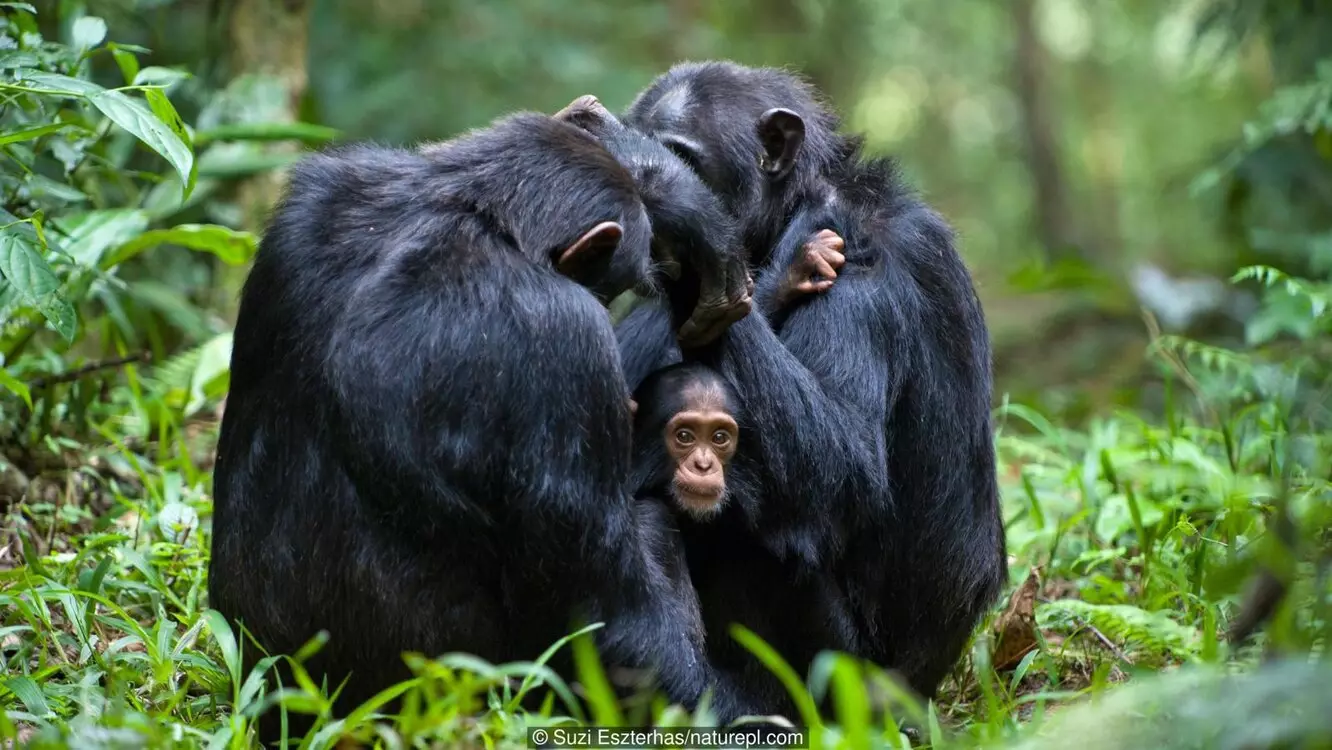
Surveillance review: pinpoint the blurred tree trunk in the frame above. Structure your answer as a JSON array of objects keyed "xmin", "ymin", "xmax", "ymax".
[
  {"xmin": 228, "ymin": 0, "xmax": 310, "ymax": 232},
  {"xmin": 1012, "ymin": 0, "xmax": 1079, "ymax": 261}
]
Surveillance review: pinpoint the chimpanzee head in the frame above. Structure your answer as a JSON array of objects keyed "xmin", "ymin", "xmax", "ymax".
[
  {"xmin": 622, "ymin": 61, "xmax": 845, "ymax": 259},
  {"xmin": 423, "ymin": 112, "xmax": 655, "ymax": 304},
  {"xmin": 554, "ymin": 95, "xmax": 752, "ymax": 346},
  {"xmin": 631, "ymin": 363, "xmax": 742, "ymax": 519}
]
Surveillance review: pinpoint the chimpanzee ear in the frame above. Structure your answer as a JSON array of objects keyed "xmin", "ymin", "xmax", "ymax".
[
  {"xmin": 556, "ymin": 221, "xmax": 623, "ymax": 276},
  {"xmin": 553, "ymin": 94, "xmax": 617, "ymax": 134},
  {"xmin": 757, "ymin": 107, "xmax": 805, "ymax": 180}
]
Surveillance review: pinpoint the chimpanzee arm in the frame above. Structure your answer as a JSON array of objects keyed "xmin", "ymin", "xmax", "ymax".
[
  {"xmin": 715, "ymin": 276, "xmax": 895, "ymax": 565},
  {"xmin": 714, "ymin": 207, "xmax": 994, "ymax": 569},
  {"xmin": 615, "ymin": 300, "xmax": 681, "ymax": 393},
  {"xmin": 635, "ymin": 165, "xmax": 750, "ymax": 348}
]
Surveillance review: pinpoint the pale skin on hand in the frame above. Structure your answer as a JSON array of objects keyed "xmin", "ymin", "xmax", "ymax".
[{"xmin": 776, "ymin": 229, "xmax": 846, "ymax": 306}]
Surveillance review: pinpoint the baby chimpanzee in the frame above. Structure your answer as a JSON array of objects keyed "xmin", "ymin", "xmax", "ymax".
[
  {"xmin": 614, "ymin": 362, "xmax": 746, "ymax": 699},
  {"xmin": 631, "ymin": 363, "xmax": 744, "ymax": 519}
]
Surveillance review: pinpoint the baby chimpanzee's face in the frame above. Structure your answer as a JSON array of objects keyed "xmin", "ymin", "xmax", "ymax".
[{"xmin": 663, "ymin": 379, "xmax": 738, "ymax": 517}]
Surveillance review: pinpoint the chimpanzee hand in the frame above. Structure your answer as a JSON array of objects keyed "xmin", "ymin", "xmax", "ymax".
[
  {"xmin": 677, "ymin": 255, "xmax": 753, "ymax": 349},
  {"xmin": 775, "ymin": 229, "xmax": 845, "ymax": 307}
]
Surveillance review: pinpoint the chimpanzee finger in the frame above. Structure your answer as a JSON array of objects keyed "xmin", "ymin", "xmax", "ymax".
[
  {"xmin": 813, "ymin": 228, "xmax": 845, "ymax": 251},
  {"xmin": 794, "ymin": 279, "xmax": 835, "ymax": 295},
  {"xmin": 811, "ymin": 254, "xmax": 839, "ymax": 280},
  {"xmin": 824, "ymin": 249, "xmax": 847, "ymax": 270},
  {"xmin": 679, "ymin": 292, "xmax": 750, "ymax": 348}
]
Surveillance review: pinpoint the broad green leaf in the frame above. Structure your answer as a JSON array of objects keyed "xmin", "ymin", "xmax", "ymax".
[
  {"xmin": 0, "ymin": 368, "xmax": 31, "ymax": 409},
  {"xmin": 61, "ymin": 209, "xmax": 149, "ymax": 267},
  {"xmin": 0, "ymin": 2, "xmax": 36, "ymax": 12},
  {"xmin": 70, "ymin": 15, "xmax": 107, "ymax": 49},
  {"xmin": 103, "ymin": 224, "xmax": 257, "ymax": 269},
  {"xmin": 0, "ymin": 278, "xmax": 18, "ymax": 319},
  {"xmin": 89, "ymin": 89, "xmax": 194, "ymax": 198},
  {"xmin": 0, "ymin": 51, "xmax": 40, "ymax": 69},
  {"xmin": 0, "ymin": 122, "xmax": 70, "ymax": 146},
  {"xmin": 0, "ymin": 225, "xmax": 76, "ymax": 341},
  {"xmin": 157, "ymin": 500, "xmax": 199, "ymax": 543},
  {"xmin": 17, "ymin": 68, "xmax": 106, "ymax": 96}
]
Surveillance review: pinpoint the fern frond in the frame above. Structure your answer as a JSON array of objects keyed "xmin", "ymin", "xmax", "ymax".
[{"xmin": 1038, "ymin": 600, "xmax": 1201, "ymax": 661}]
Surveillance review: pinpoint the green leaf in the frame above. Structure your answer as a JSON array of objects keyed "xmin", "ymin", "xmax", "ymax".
[
  {"xmin": 103, "ymin": 224, "xmax": 257, "ymax": 269},
  {"xmin": 89, "ymin": 89, "xmax": 194, "ymax": 199},
  {"xmin": 61, "ymin": 209, "xmax": 150, "ymax": 267},
  {"xmin": 25, "ymin": 173, "xmax": 88, "ymax": 205},
  {"xmin": 0, "ymin": 225, "xmax": 77, "ymax": 341},
  {"xmin": 732, "ymin": 624, "xmax": 824, "ymax": 733},
  {"xmin": 70, "ymin": 15, "xmax": 107, "ymax": 49},
  {"xmin": 133, "ymin": 66, "xmax": 191, "ymax": 88},
  {"xmin": 194, "ymin": 121, "xmax": 340, "ymax": 146},
  {"xmin": 2, "ymin": 676, "xmax": 50, "ymax": 717},
  {"xmin": 571, "ymin": 630, "xmax": 622, "ymax": 727},
  {"xmin": 17, "ymin": 69, "xmax": 106, "ymax": 96},
  {"xmin": 0, "ymin": 51, "xmax": 40, "ymax": 69},
  {"xmin": 0, "ymin": 368, "xmax": 31, "ymax": 409},
  {"xmin": 0, "ymin": 122, "xmax": 70, "ymax": 147},
  {"xmin": 109, "ymin": 45, "xmax": 140, "ymax": 84},
  {"xmin": 0, "ymin": 2, "xmax": 37, "ymax": 12},
  {"xmin": 200, "ymin": 609, "xmax": 243, "ymax": 690},
  {"xmin": 144, "ymin": 87, "xmax": 197, "ymax": 196},
  {"xmin": 196, "ymin": 149, "xmax": 303, "ymax": 179}
]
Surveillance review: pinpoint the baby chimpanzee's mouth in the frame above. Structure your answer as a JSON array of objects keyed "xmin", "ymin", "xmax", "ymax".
[{"xmin": 675, "ymin": 481, "xmax": 725, "ymax": 514}]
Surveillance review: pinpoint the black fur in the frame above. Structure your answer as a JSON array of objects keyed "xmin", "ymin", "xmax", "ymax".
[
  {"xmin": 623, "ymin": 363, "xmax": 755, "ymax": 696},
  {"xmin": 556, "ymin": 98, "xmax": 749, "ymax": 350},
  {"xmin": 209, "ymin": 112, "xmax": 754, "ymax": 743},
  {"xmin": 616, "ymin": 61, "xmax": 1008, "ymax": 711}
]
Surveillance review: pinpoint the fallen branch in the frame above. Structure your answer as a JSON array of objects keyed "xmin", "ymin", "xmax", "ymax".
[{"xmin": 27, "ymin": 352, "xmax": 152, "ymax": 389}]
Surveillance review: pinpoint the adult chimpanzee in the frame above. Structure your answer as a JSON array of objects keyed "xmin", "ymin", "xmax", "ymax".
[
  {"xmin": 614, "ymin": 61, "xmax": 1009, "ymax": 707},
  {"xmin": 209, "ymin": 111, "xmax": 758, "ymax": 743}
]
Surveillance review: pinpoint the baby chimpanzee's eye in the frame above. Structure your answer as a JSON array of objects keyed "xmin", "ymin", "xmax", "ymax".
[
  {"xmin": 712, "ymin": 430, "xmax": 730, "ymax": 446},
  {"xmin": 676, "ymin": 429, "xmax": 695, "ymax": 445}
]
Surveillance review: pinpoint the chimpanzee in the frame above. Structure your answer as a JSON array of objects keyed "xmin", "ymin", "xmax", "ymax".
[
  {"xmin": 619, "ymin": 261, "xmax": 850, "ymax": 717},
  {"xmin": 630, "ymin": 362, "xmax": 746, "ymax": 522},
  {"xmin": 208, "ymin": 111, "xmax": 758, "ymax": 743},
  {"xmin": 619, "ymin": 361, "xmax": 748, "ymax": 689},
  {"xmin": 614, "ymin": 61, "xmax": 1009, "ymax": 707}
]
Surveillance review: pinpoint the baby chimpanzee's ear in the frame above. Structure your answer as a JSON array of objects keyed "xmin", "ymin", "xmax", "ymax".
[
  {"xmin": 556, "ymin": 221, "xmax": 623, "ymax": 278},
  {"xmin": 757, "ymin": 107, "xmax": 805, "ymax": 180}
]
